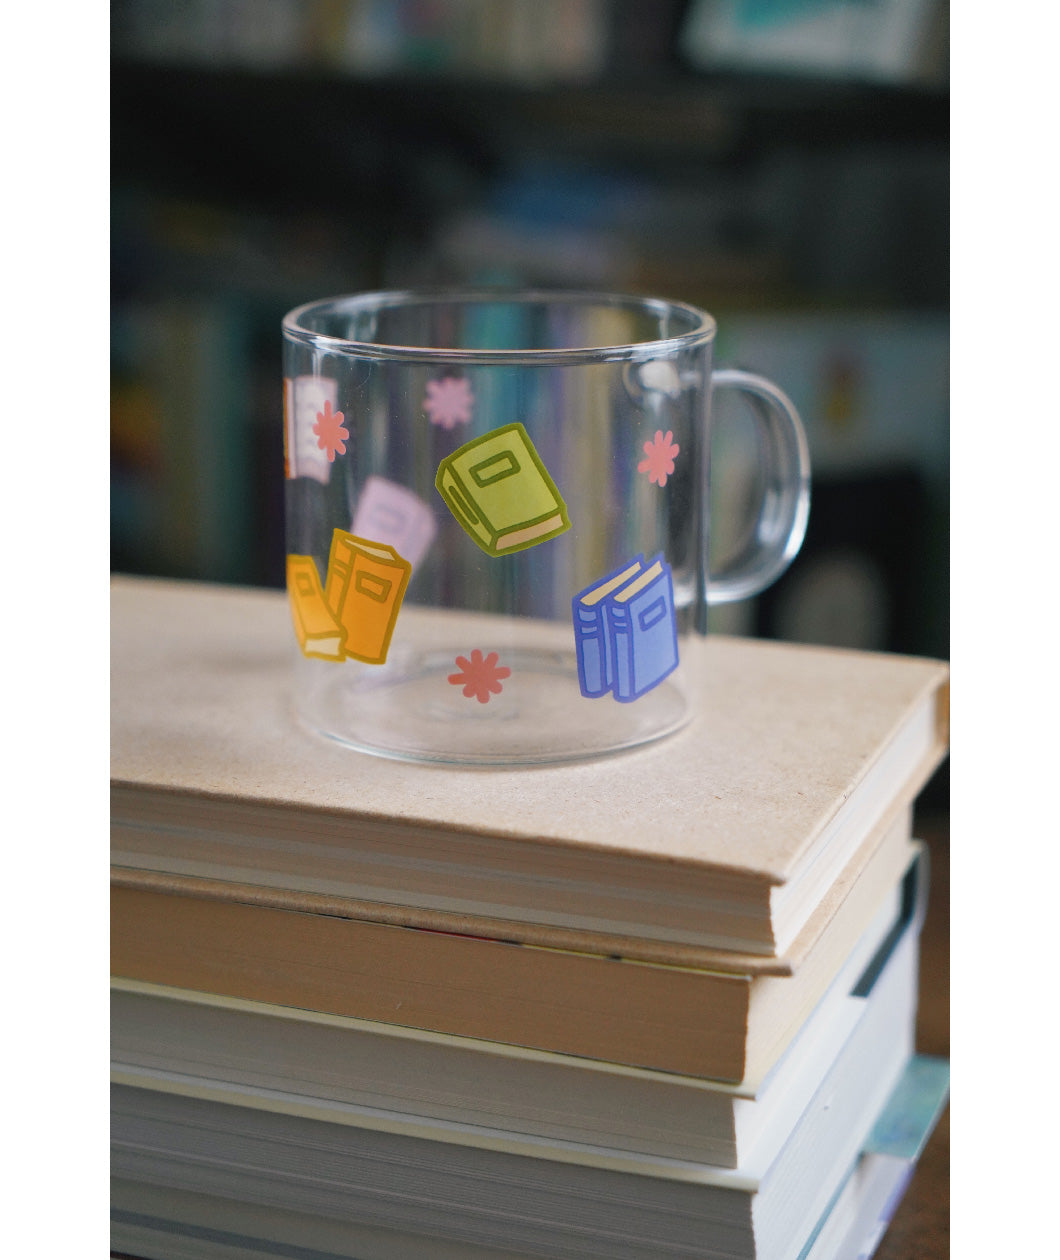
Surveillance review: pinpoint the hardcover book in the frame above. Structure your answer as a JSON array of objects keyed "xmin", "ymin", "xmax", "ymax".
[
  {"xmin": 111, "ymin": 577, "xmax": 949, "ymax": 960},
  {"xmin": 435, "ymin": 422, "xmax": 570, "ymax": 556}
]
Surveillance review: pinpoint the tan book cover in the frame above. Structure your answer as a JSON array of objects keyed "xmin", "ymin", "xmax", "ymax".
[{"xmin": 110, "ymin": 576, "xmax": 948, "ymax": 961}]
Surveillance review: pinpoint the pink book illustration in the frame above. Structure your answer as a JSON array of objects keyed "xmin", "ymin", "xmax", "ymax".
[
  {"xmin": 350, "ymin": 476, "xmax": 437, "ymax": 572},
  {"xmin": 284, "ymin": 376, "xmax": 340, "ymax": 484}
]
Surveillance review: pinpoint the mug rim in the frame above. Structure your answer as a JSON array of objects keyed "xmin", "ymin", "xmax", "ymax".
[{"xmin": 282, "ymin": 288, "xmax": 717, "ymax": 365}]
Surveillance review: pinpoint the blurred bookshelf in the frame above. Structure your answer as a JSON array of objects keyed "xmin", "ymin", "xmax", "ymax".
[{"xmin": 111, "ymin": 0, "xmax": 949, "ymax": 673}]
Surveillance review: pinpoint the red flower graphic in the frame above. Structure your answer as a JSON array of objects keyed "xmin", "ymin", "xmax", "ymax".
[
  {"xmin": 423, "ymin": 376, "xmax": 474, "ymax": 430},
  {"xmin": 448, "ymin": 649, "xmax": 511, "ymax": 704},
  {"xmin": 313, "ymin": 400, "xmax": 349, "ymax": 462},
  {"xmin": 638, "ymin": 429, "xmax": 680, "ymax": 488}
]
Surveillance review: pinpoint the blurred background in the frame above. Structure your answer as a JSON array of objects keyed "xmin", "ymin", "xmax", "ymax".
[{"xmin": 110, "ymin": 0, "xmax": 949, "ymax": 670}]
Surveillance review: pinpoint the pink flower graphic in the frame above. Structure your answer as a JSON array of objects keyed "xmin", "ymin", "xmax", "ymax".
[
  {"xmin": 638, "ymin": 429, "xmax": 680, "ymax": 488},
  {"xmin": 312, "ymin": 400, "xmax": 349, "ymax": 462},
  {"xmin": 423, "ymin": 376, "xmax": 474, "ymax": 430},
  {"xmin": 448, "ymin": 649, "xmax": 511, "ymax": 704}
]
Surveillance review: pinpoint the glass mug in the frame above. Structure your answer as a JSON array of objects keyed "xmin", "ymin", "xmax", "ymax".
[{"xmin": 282, "ymin": 290, "xmax": 809, "ymax": 765}]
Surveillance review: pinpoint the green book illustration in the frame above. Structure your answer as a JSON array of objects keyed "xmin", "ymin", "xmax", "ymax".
[{"xmin": 435, "ymin": 422, "xmax": 571, "ymax": 556}]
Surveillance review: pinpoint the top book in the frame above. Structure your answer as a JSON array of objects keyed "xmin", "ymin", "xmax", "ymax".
[{"xmin": 111, "ymin": 577, "xmax": 948, "ymax": 964}]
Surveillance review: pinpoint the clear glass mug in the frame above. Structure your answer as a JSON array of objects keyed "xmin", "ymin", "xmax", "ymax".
[{"xmin": 282, "ymin": 290, "xmax": 809, "ymax": 765}]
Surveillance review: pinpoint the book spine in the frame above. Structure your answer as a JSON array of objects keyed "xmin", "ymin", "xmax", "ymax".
[
  {"xmin": 111, "ymin": 884, "xmax": 750, "ymax": 1081},
  {"xmin": 437, "ymin": 464, "xmax": 496, "ymax": 552},
  {"xmin": 286, "ymin": 555, "xmax": 345, "ymax": 660},
  {"xmin": 573, "ymin": 602, "xmax": 610, "ymax": 697},
  {"xmin": 608, "ymin": 602, "xmax": 635, "ymax": 701},
  {"xmin": 339, "ymin": 553, "xmax": 410, "ymax": 665},
  {"xmin": 324, "ymin": 533, "xmax": 354, "ymax": 613}
]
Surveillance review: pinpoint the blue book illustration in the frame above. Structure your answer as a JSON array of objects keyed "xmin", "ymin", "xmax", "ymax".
[
  {"xmin": 572, "ymin": 554, "xmax": 679, "ymax": 702},
  {"xmin": 572, "ymin": 556, "xmax": 645, "ymax": 697},
  {"xmin": 608, "ymin": 554, "xmax": 679, "ymax": 702}
]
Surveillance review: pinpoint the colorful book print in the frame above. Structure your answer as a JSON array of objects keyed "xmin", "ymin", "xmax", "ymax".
[
  {"xmin": 572, "ymin": 554, "xmax": 679, "ymax": 702},
  {"xmin": 435, "ymin": 422, "xmax": 570, "ymax": 557},
  {"xmin": 571, "ymin": 555, "xmax": 646, "ymax": 697},
  {"xmin": 323, "ymin": 530, "xmax": 411, "ymax": 666}
]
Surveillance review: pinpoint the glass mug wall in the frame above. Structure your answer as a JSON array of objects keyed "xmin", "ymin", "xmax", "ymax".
[{"xmin": 282, "ymin": 291, "xmax": 809, "ymax": 765}]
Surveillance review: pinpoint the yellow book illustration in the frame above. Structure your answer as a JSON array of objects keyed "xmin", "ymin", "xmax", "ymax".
[
  {"xmin": 286, "ymin": 556, "xmax": 345, "ymax": 660},
  {"xmin": 324, "ymin": 529, "xmax": 412, "ymax": 665},
  {"xmin": 435, "ymin": 422, "xmax": 570, "ymax": 556}
]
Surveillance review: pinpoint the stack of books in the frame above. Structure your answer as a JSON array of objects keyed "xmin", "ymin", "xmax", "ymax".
[{"xmin": 110, "ymin": 576, "xmax": 950, "ymax": 1260}]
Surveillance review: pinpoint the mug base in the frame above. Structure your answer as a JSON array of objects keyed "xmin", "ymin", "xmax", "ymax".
[{"xmin": 293, "ymin": 633, "xmax": 690, "ymax": 767}]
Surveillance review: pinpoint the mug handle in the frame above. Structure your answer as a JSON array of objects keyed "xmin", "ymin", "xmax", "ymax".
[{"xmin": 705, "ymin": 368, "xmax": 811, "ymax": 613}]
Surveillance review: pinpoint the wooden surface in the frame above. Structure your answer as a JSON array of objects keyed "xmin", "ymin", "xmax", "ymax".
[{"xmin": 875, "ymin": 810, "xmax": 950, "ymax": 1260}]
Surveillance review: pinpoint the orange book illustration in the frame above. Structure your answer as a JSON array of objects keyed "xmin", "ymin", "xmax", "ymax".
[
  {"xmin": 324, "ymin": 530, "xmax": 412, "ymax": 665},
  {"xmin": 286, "ymin": 556, "xmax": 345, "ymax": 660}
]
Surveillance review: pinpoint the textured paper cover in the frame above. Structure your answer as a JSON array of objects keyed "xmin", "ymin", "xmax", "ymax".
[{"xmin": 111, "ymin": 576, "xmax": 948, "ymax": 883}]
